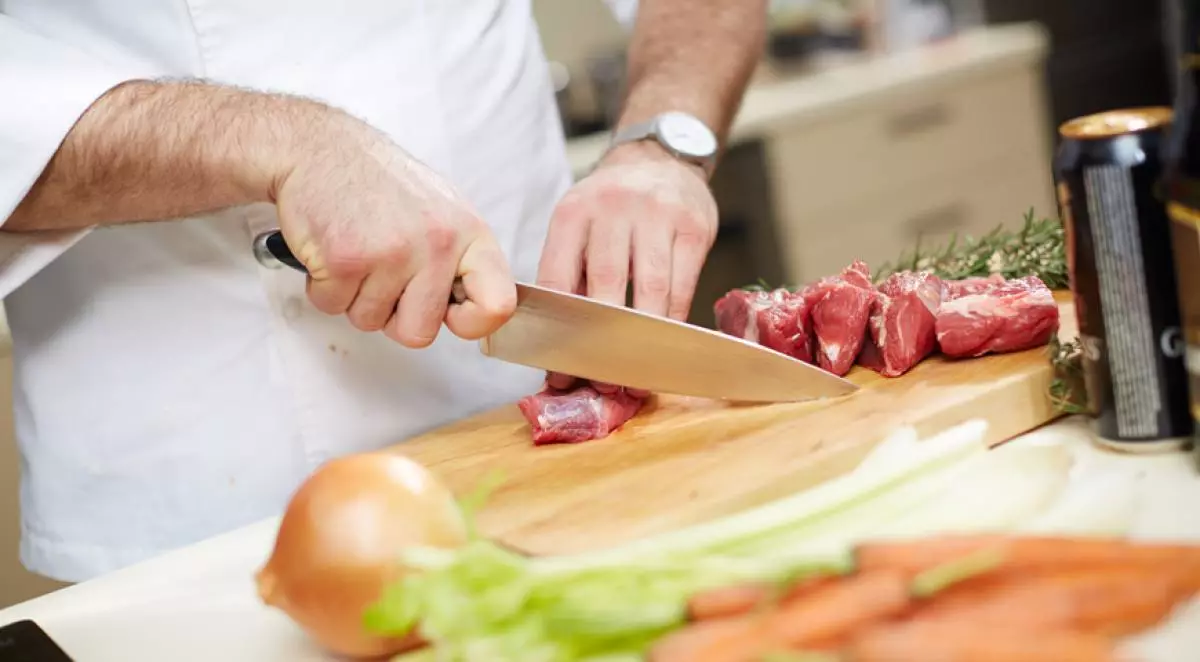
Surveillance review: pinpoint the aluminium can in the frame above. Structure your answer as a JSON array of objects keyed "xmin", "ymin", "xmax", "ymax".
[{"xmin": 1053, "ymin": 106, "xmax": 1193, "ymax": 451}]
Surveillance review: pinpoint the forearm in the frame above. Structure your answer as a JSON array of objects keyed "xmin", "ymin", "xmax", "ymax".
[
  {"xmin": 617, "ymin": 0, "xmax": 768, "ymax": 152},
  {"xmin": 5, "ymin": 79, "xmax": 346, "ymax": 232}
]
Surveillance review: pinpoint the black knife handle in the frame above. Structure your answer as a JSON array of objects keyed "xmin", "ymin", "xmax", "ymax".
[{"xmin": 251, "ymin": 230, "xmax": 467, "ymax": 305}]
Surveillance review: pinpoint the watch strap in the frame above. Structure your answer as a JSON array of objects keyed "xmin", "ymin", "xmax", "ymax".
[{"xmin": 607, "ymin": 114, "xmax": 717, "ymax": 174}]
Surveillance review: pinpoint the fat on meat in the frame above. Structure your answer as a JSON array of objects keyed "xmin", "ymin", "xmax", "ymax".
[
  {"xmin": 943, "ymin": 274, "xmax": 1006, "ymax": 299},
  {"xmin": 803, "ymin": 260, "xmax": 875, "ymax": 376},
  {"xmin": 935, "ymin": 275, "xmax": 1059, "ymax": 358},
  {"xmin": 517, "ymin": 385, "xmax": 645, "ymax": 445},
  {"xmin": 713, "ymin": 288, "xmax": 815, "ymax": 363},
  {"xmin": 861, "ymin": 271, "xmax": 945, "ymax": 377}
]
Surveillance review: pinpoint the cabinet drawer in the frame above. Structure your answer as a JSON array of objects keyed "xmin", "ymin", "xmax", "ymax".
[
  {"xmin": 776, "ymin": 149, "xmax": 1056, "ymax": 284},
  {"xmin": 765, "ymin": 65, "xmax": 1051, "ymax": 219}
]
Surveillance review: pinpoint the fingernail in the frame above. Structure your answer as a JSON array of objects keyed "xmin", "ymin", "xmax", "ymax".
[
  {"xmin": 626, "ymin": 387, "xmax": 651, "ymax": 398},
  {"xmin": 592, "ymin": 381, "xmax": 619, "ymax": 394}
]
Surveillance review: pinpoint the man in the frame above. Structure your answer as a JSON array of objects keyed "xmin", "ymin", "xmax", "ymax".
[{"xmin": 0, "ymin": 0, "xmax": 765, "ymax": 583}]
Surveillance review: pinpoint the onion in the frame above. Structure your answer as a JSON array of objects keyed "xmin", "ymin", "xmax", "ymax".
[{"xmin": 255, "ymin": 452, "xmax": 469, "ymax": 659}]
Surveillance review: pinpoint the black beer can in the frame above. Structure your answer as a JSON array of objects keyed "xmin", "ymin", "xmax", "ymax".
[{"xmin": 1054, "ymin": 107, "xmax": 1193, "ymax": 451}]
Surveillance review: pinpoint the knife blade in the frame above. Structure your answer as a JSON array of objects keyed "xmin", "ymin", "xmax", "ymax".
[{"xmin": 251, "ymin": 230, "xmax": 858, "ymax": 402}]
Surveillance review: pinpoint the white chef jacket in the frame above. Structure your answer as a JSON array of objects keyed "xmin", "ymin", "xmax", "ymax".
[{"xmin": 0, "ymin": 0, "xmax": 635, "ymax": 583}]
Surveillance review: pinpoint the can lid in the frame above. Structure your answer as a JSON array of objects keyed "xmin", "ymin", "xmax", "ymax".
[{"xmin": 1059, "ymin": 107, "xmax": 1174, "ymax": 139}]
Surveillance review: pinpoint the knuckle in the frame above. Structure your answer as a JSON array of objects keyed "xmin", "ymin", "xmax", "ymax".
[
  {"xmin": 346, "ymin": 306, "xmax": 389, "ymax": 333},
  {"xmin": 588, "ymin": 264, "xmax": 625, "ymax": 289},
  {"xmin": 637, "ymin": 274, "xmax": 670, "ymax": 298},
  {"xmin": 596, "ymin": 183, "xmax": 628, "ymax": 209},
  {"xmin": 323, "ymin": 245, "xmax": 369, "ymax": 279},
  {"xmin": 388, "ymin": 322, "xmax": 437, "ymax": 349},
  {"xmin": 552, "ymin": 194, "xmax": 591, "ymax": 226},
  {"xmin": 483, "ymin": 290, "xmax": 518, "ymax": 321},
  {"xmin": 677, "ymin": 223, "xmax": 714, "ymax": 248},
  {"xmin": 378, "ymin": 236, "xmax": 414, "ymax": 265},
  {"xmin": 424, "ymin": 222, "xmax": 460, "ymax": 258}
]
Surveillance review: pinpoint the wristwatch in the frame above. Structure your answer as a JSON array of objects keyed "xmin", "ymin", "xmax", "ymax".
[{"xmin": 608, "ymin": 111, "xmax": 719, "ymax": 175}]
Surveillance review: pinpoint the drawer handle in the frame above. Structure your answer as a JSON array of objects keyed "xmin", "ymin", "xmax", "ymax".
[
  {"xmin": 903, "ymin": 202, "xmax": 968, "ymax": 238},
  {"xmin": 887, "ymin": 103, "xmax": 952, "ymax": 139}
]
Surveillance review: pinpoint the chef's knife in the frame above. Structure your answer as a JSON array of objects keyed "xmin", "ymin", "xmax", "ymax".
[{"xmin": 251, "ymin": 230, "xmax": 858, "ymax": 403}]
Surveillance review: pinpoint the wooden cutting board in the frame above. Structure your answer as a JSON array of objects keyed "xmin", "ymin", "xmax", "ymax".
[{"xmin": 392, "ymin": 296, "xmax": 1080, "ymax": 556}]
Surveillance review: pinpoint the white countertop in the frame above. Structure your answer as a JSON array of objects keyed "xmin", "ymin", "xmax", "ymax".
[
  {"xmin": 565, "ymin": 22, "xmax": 1048, "ymax": 177},
  {"xmin": 2, "ymin": 417, "xmax": 1198, "ymax": 662}
]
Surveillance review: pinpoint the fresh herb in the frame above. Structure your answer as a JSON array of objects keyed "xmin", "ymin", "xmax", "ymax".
[
  {"xmin": 741, "ymin": 208, "xmax": 1067, "ymax": 292},
  {"xmin": 1048, "ymin": 336, "xmax": 1088, "ymax": 415},
  {"xmin": 875, "ymin": 208, "xmax": 1068, "ymax": 288},
  {"xmin": 741, "ymin": 277, "xmax": 775, "ymax": 293}
]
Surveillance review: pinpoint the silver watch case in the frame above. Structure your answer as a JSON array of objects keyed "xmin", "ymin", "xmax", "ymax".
[{"xmin": 610, "ymin": 111, "xmax": 718, "ymax": 167}]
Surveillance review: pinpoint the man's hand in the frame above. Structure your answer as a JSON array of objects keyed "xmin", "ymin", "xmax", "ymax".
[
  {"xmin": 275, "ymin": 120, "xmax": 516, "ymax": 348},
  {"xmin": 538, "ymin": 141, "xmax": 716, "ymax": 320},
  {"xmin": 536, "ymin": 141, "xmax": 717, "ymax": 392},
  {"xmin": 5, "ymin": 80, "xmax": 517, "ymax": 349}
]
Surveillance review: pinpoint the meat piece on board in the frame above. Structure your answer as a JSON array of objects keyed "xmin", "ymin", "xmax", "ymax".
[
  {"xmin": 943, "ymin": 274, "xmax": 1006, "ymax": 299},
  {"xmin": 804, "ymin": 260, "xmax": 875, "ymax": 376},
  {"xmin": 862, "ymin": 271, "xmax": 945, "ymax": 377},
  {"xmin": 713, "ymin": 288, "xmax": 815, "ymax": 363},
  {"xmin": 936, "ymin": 275, "xmax": 1059, "ymax": 358},
  {"xmin": 518, "ymin": 386, "xmax": 645, "ymax": 445}
]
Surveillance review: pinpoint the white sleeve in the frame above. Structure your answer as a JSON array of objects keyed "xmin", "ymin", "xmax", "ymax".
[
  {"xmin": 600, "ymin": 0, "xmax": 639, "ymax": 31},
  {"xmin": 0, "ymin": 15, "xmax": 152, "ymax": 298}
]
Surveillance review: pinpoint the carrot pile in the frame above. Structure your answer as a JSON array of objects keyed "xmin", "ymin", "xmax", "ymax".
[{"xmin": 649, "ymin": 534, "xmax": 1200, "ymax": 662}]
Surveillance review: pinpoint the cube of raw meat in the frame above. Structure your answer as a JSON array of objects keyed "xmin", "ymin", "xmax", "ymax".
[
  {"xmin": 804, "ymin": 260, "xmax": 875, "ymax": 376},
  {"xmin": 517, "ymin": 386, "xmax": 645, "ymax": 445},
  {"xmin": 862, "ymin": 271, "xmax": 945, "ymax": 377},
  {"xmin": 944, "ymin": 274, "xmax": 1006, "ymax": 299},
  {"xmin": 713, "ymin": 288, "xmax": 815, "ymax": 363},
  {"xmin": 936, "ymin": 275, "xmax": 1059, "ymax": 358}
]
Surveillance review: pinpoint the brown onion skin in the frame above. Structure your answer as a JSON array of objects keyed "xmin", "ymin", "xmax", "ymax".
[{"xmin": 256, "ymin": 452, "xmax": 468, "ymax": 659}]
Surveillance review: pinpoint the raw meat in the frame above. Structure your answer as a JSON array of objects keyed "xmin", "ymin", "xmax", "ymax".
[
  {"xmin": 804, "ymin": 260, "xmax": 875, "ymax": 376},
  {"xmin": 935, "ymin": 275, "xmax": 1059, "ymax": 358},
  {"xmin": 713, "ymin": 288, "xmax": 815, "ymax": 363},
  {"xmin": 517, "ymin": 386, "xmax": 645, "ymax": 445},
  {"xmin": 862, "ymin": 271, "xmax": 945, "ymax": 377},
  {"xmin": 944, "ymin": 274, "xmax": 1006, "ymax": 299}
]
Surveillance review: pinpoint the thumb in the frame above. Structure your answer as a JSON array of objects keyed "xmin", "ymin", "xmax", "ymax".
[{"xmin": 444, "ymin": 234, "xmax": 517, "ymax": 340}]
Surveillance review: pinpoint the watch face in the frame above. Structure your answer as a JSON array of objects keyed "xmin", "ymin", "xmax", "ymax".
[{"xmin": 655, "ymin": 112, "xmax": 718, "ymax": 159}]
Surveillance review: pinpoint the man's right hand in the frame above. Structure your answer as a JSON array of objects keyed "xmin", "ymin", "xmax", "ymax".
[
  {"xmin": 4, "ymin": 80, "xmax": 516, "ymax": 349},
  {"xmin": 272, "ymin": 118, "xmax": 517, "ymax": 348}
]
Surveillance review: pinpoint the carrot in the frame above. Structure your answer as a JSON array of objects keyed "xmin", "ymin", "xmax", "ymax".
[
  {"xmin": 845, "ymin": 620, "xmax": 1121, "ymax": 662},
  {"xmin": 648, "ymin": 617, "xmax": 757, "ymax": 662},
  {"xmin": 687, "ymin": 576, "xmax": 837, "ymax": 622},
  {"xmin": 907, "ymin": 565, "xmax": 1196, "ymax": 637},
  {"xmin": 856, "ymin": 535, "xmax": 1200, "ymax": 578},
  {"xmin": 766, "ymin": 570, "xmax": 912, "ymax": 648},
  {"xmin": 663, "ymin": 570, "xmax": 913, "ymax": 662},
  {"xmin": 687, "ymin": 584, "xmax": 775, "ymax": 622}
]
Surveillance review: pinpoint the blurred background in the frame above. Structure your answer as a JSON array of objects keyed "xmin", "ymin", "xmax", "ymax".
[{"xmin": 0, "ymin": 0, "xmax": 1179, "ymax": 607}]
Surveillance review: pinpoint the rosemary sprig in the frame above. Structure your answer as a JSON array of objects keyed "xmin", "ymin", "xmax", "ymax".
[
  {"xmin": 874, "ymin": 208, "xmax": 1067, "ymax": 288},
  {"xmin": 741, "ymin": 208, "xmax": 1067, "ymax": 293}
]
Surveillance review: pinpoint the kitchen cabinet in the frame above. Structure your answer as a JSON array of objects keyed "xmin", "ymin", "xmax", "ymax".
[{"xmin": 760, "ymin": 32, "xmax": 1055, "ymax": 284}]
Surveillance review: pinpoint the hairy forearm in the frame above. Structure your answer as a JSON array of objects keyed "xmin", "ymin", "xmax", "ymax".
[
  {"xmin": 617, "ymin": 0, "xmax": 768, "ymax": 151},
  {"xmin": 5, "ymin": 79, "xmax": 345, "ymax": 232}
]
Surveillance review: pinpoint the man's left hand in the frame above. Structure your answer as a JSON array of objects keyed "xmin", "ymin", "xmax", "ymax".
[{"xmin": 536, "ymin": 141, "xmax": 718, "ymax": 391}]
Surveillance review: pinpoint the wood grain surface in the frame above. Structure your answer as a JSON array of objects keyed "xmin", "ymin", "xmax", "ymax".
[{"xmin": 392, "ymin": 297, "xmax": 1079, "ymax": 556}]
